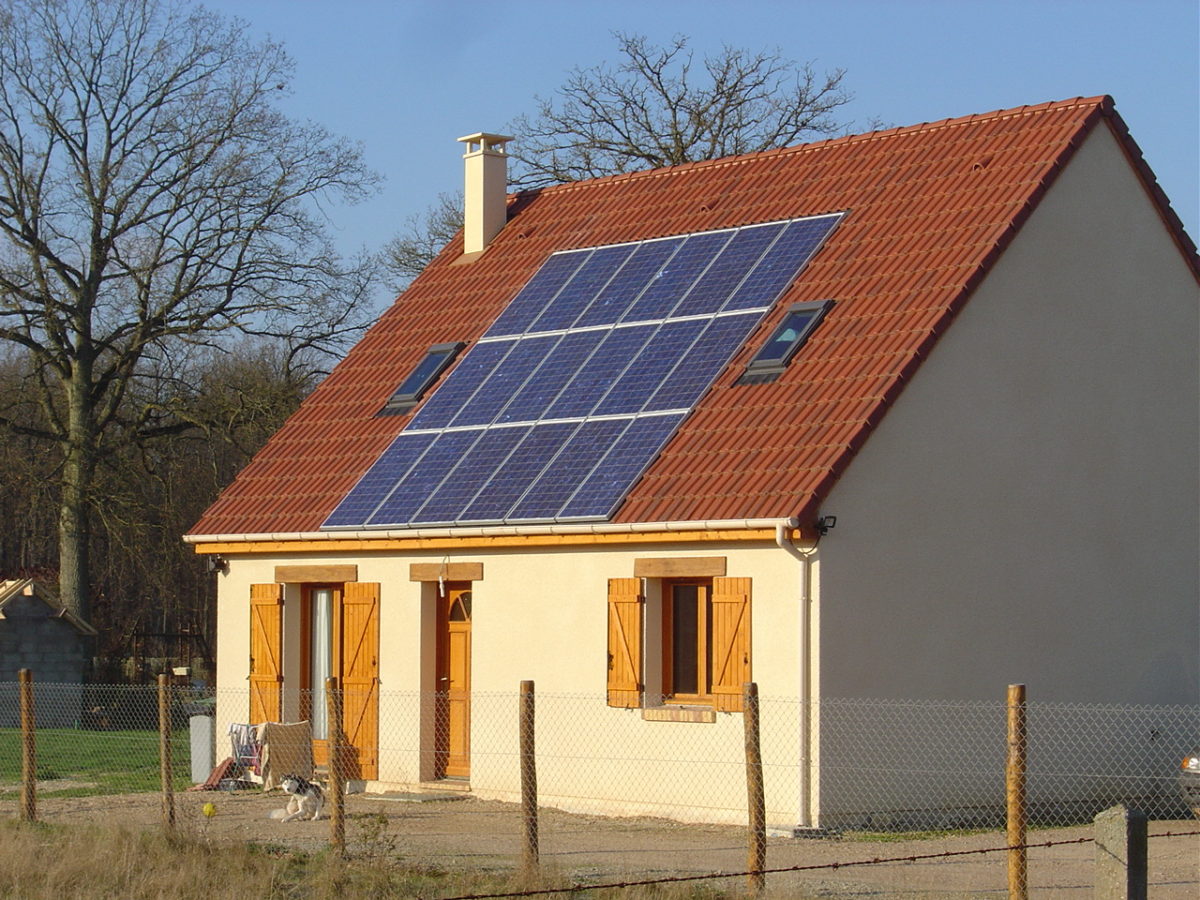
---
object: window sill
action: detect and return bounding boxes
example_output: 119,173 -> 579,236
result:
641,705 -> 716,724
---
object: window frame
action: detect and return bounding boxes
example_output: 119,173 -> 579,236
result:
380,341 -> 466,415
739,299 -> 833,384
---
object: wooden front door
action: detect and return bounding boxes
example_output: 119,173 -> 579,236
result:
435,582 -> 472,778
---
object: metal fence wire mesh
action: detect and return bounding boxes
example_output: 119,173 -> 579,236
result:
816,697 -> 1199,829
2,680 -> 1198,895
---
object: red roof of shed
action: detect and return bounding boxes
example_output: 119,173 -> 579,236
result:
188,96 -> 1197,538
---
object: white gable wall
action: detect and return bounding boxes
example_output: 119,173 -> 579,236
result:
816,123 -> 1198,705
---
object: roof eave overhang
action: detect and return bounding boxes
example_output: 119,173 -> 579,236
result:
186,517 -> 817,555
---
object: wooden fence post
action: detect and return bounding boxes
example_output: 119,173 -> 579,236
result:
19,669 -> 35,822
1006,683 -> 1027,900
744,682 -> 766,895
158,673 -> 175,831
520,680 -> 539,872
326,676 -> 345,853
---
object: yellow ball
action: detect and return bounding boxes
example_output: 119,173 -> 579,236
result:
202,802 -> 217,818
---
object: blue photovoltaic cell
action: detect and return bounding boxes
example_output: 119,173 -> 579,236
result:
460,421 -> 579,522
411,425 -> 530,524
725,215 -> 840,311
506,418 -> 630,521
485,251 -> 589,337
528,244 -> 635,332
322,431 -> 438,527
574,238 -> 681,328
409,339 -> 513,430
559,414 -> 685,519
623,231 -> 732,323
496,330 -> 603,423
543,324 -> 656,420
368,429 -> 482,526
323,212 -> 842,530
647,313 -> 761,410
672,222 -> 785,318
592,318 -> 708,416
447,334 -> 559,427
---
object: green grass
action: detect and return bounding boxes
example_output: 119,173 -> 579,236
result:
0,727 -> 193,796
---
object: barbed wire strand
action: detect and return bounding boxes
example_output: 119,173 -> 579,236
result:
426,830 -> 1200,900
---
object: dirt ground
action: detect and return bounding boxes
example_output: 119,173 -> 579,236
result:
2,785 -> 1197,898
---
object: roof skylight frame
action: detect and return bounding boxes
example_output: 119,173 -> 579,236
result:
739,299 -> 833,384
379,341 -> 467,416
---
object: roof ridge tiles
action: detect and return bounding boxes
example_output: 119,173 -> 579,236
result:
512,96 -> 1112,201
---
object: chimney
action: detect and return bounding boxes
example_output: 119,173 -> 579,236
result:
458,132 -> 513,255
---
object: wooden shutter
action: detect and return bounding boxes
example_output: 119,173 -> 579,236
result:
340,582 -> 380,780
249,583 -> 283,723
710,577 -> 751,712
607,578 -> 644,708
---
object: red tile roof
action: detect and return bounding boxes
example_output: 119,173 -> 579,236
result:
188,96 -> 1198,538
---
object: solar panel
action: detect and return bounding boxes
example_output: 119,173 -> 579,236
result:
322,212 -> 842,530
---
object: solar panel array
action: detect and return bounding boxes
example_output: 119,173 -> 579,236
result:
323,213 -> 842,529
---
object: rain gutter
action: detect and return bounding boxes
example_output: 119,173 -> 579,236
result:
184,518 -> 803,545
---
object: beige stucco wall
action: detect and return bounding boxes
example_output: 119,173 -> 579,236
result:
816,123 -> 1198,706
214,538 -> 816,826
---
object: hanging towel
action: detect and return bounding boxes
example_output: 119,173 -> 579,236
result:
257,720 -> 314,790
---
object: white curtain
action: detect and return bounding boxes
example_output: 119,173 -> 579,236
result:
311,588 -> 333,739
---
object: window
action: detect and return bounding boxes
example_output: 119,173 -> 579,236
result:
663,580 -> 710,701
301,584 -> 341,739
380,341 -> 465,415
606,575 -> 750,712
739,300 -> 832,384
298,582 -> 381,779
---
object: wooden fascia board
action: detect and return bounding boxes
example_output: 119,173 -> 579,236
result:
191,527 -> 787,557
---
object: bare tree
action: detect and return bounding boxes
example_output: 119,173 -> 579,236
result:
386,33 -> 854,281
0,0 -> 380,621
507,32 -> 853,188
380,191 -> 462,290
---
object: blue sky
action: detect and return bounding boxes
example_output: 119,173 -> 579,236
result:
204,0 -> 1199,282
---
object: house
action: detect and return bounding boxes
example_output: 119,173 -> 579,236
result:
186,97 -> 1198,828
0,578 -> 97,727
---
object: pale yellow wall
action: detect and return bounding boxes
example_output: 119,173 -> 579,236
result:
816,124 -> 1199,706
214,539 -> 814,826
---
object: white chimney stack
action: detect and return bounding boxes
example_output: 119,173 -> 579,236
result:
457,132 -> 513,255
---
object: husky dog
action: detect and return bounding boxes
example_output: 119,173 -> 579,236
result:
271,774 -> 324,822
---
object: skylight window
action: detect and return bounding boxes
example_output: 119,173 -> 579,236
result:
740,300 -> 832,383
380,342 -> 465,415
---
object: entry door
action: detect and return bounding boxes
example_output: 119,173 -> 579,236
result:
435,582 -> 472,778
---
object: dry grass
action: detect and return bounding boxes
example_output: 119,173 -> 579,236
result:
0,819 -> 734,900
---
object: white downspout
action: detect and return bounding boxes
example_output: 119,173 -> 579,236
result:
775,520 -> 817,830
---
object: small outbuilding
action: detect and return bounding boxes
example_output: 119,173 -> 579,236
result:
0,578 -> 97,727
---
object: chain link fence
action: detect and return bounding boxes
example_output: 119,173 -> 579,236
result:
3,678 -> 1197,896
817,696 -> 1199,829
